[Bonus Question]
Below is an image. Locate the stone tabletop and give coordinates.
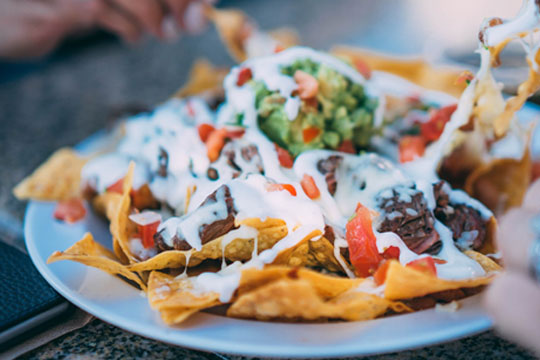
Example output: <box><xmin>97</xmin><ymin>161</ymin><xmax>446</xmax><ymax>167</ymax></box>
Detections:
<box><xmin>0</xmin><ymin>0</ymin><xmax>536</xmax><ymax>358</ymax></box>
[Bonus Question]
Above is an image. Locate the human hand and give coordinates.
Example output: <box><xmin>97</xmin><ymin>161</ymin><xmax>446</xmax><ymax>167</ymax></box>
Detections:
<box><xmin>0</xmin><ymin>0</ymin><xmax>212</xmax><ymax>59</ymax></box>
<box><xmin>484</xmin><ymin>179</ymin><xmax>540</xmax><ymax>355</ymax></box>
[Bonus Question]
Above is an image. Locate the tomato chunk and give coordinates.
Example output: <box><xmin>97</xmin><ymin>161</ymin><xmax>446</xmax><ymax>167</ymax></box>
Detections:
<box><xmin>337</xmin><ymin>139</ymin><xmax>355</xmax><ymax>154</ymax></box>
<box><xmin>267</xmin><ymin>183</ymin><xmax>297</xmax><ymax>196</ymax></box>
<box><xmin>206</xmin><ymin>128</ymin><xmax>228</xmax><ymax>162</ymax></box>
<box><xmin>129</xmin><ymin>211</ymin><xmax>161</xmax><ymax>248</ymax></box>
<box><xmin>236</xmin><ymin>67</ymin><xmax>252</xmax><ymax>86</ymax></box>
<box><xmin>198</xmin><ymin>123</ymin><xmax>216</xmax><ymax>143</ymax></box>
<box><xmin>373</xmin><ymin>260</ymin><xmax>391</xmax><ymax>286</ymax></box>
<box><xmin>353</xmin><ymin>58</ymin><xmax>372</xmax><ymax>80</ymax></box>
<box><xmin>346</xmin><ymin>203</ymin><xmax>383</xmax><ymax>277</ymax></box>
<box><xmin>225</xmin><ymin>127</ymin><xmax>246</xmax><ymax>139</ymax></box>
<box><xmin>300</xmin><ymin>174</ymin><xmax>320</xmax><ymax>199</ymax></box>
<box><xmin>274</xmin><ymin>143</ymin><xmax>294</xmax><ymax>168</ymax></box>
<box><xmin>421</xmin><ymin>104</ymin><xmax>457</xmax><ymax>142</ymax></box>
<box><xmin>382</xmin><ymin>246</ymin><xmax>400</xmax><ymax>260</ymax></box>
<box><xmin>455</xmin><ymin>70</ymin><xmax>474</xmax><ymax>85</ymax></box>
<box><xmin>406</xmin><ymin>257</ymin><xmax>437</xmax><ymax>277</ymax></box>
<box><xmin>293</xmin><ymin>70</ymin><xmax>318</xmax><ymax>99</ymax></box>
<box><xmin>302</xmin><ymin>127</ymin><xmax>320</xmax><ymax>143</ymax></box>
<box><xmin>399</xmin><ymin>135</ymin><xmax>426</xmax><ymax>163</ymax></box>
<box><xmin>107</xmin><ymin>177</ymin><xmax>124</xmax><ymax>194</ymax></box>
<box><xmin>54</xmin><ymin>198</ymin><xmax>86</xmax><ymax>224</ymax></box>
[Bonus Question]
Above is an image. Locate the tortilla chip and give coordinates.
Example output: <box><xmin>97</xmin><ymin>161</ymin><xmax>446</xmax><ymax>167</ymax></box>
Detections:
<box><xmin>13</xmin><ymin>148</ymin><xmax>86</xmax><ymax>201</ymax></box>
<box><xmin>331</xmin><ymin>46</ymin><xmax>466</xmax><ymax>97</ymax></box>
<box><xmin>465</xmin><ymin>250</ymin><xmax>502</xmax><ymax>273</ymax></box>
<box><xmin>464</xmin><ymin>150</ymin><xmax>532</xmax><ymax>215</ymax></box>
<box><xmin>383</xmin><ymin>260</ymin><xmax>496</xmax><ymax>300</ymax></box>
<box><xmin>172</xmin><ymin>59</ymin><xmax>228</xmax><ymax>99</ymax></box>
<box><xmin>147</xmin><ymin>271</ymin><xmax>220</xmax><ymax>324</ymax></box>
<box><xmin>128</xmin><ymin>220</ymin><xmax>288</xmax><ymax>271</ymax></box>
<box><xmin>109</xmin><ymin>162</ymin><xmax>138</xmax><ymax>264</ymax></box>
<box><xmin>228</xmin><ymin>269</ymin><xmax>408</xmax><ymax>321</ymax></box>
<box><xmin>47</xmin><ymin>233</ymin><xmax>146</xmax><ymax>290</ymax></box>
<box><xmin>236</xmin><ymin>266</ymin><xmax>362</xmax><ymax>299</ymax></box>
<box><xmin>207</xmin><ymin>6</ymin><xmax>299</xmax><ymax>62</ymax></box>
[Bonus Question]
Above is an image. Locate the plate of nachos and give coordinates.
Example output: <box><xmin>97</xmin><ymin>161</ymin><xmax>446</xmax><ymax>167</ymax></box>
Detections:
<box><xmin>14</xmin><ymin>1</ymin><xmax>540</xmax><ymax>357</ymax></box>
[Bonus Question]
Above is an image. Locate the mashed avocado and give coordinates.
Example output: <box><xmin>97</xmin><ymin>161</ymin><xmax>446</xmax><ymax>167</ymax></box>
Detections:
<box><xmin>253</xmin><ymin>59</ymin><xmax>378</xmax><ymax>157</ymax></box>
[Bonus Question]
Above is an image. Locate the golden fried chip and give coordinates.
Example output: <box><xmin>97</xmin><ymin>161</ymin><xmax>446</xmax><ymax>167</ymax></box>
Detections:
<box><xmin>464</xmin><ymin>150</ymin><xmax>532</xmax><ymax>215</ymax></box>
<box><xmin>13</xmin><ymin>148</ymin><xmax>86</xmax><ymax>201</ymax></box>
<box><xmin>331</xmin><ymin>46</ymin><xmax>466</xmax><ymax>97</ymax></box>
<box><xmin>109</xmin><ymin>162</ymin><xmax>138</xmax><ymax>264</ymax></box>
<box><xmin>147</xmin><ymin>271</ymin><xmax>220</xmax><ymax>324</ymax></box>
<box><xmin>228</xmin><ymin>277</ymin><xmax>408</xmax><ymax>321</ymax></box>
<box><xmin>207</xmin><ymin>6</ymin><xmax>299</xmax><ymax>62</ymax></box>
<box><xmin>128</xmin><ymin>221</ymin><xmax>288</xmax><ymax>271</ymax></box>
<box><xmin>384</xmin><ymin>260</ymin><xmax>495</xmax><ymax>300</ymax></box>
<box><xmin>172</xmin><ymin>59</ymin><xmax>228</xmax><ymax>99</ymax></box>
<box><xmin>465</xmin><ymin>250</ymin><xmax>502</xmax><ymax>273</ymax></box>
<box><xmin>47</xmin><ymin>233</ymin><xmax>146</xmax><ymax>290</ymax></box>
<box><xmin>236</xmin><ymin>266</ymin><xmax>362</xmax><ymax>299</ymax></box>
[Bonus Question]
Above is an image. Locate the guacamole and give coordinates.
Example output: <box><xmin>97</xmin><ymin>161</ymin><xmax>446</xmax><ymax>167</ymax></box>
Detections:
<box><xmin>252</xmin><ymin>59</ymin><xmax>379</xmax><ymax>157</ymax></box>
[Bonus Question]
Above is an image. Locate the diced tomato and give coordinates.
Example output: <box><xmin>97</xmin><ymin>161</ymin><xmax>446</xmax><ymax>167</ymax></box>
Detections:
<box><xmin>382</xmin><ymin>246</ymin><xmax>400</xmax><ymax>260</ymax></box>
<box><xmin>406</xmin><ymin>257</ymin><xmax>437</xmax><ymax>277</ymax></box>
<box><xmin>236</xmin><ymin>67</ymin><xmax>252</xmax><ymax>86</ymax></box>
<box><xmin>532</xmin><ymin>161</ymin><xmax>540</xmax><ymax>181</ymax></box>
<box><xmin>274</xmin><ymin>44</ymin><xmax>285</xmax><ymax>53</ymax></box>
<box><xmin>225</xmin><ymin>127</ymin><xmax>246</xmax><ymax>139</ymax></box>
<box><xmin>455</xmin><ymin>70</ymin><xmax>474</xmax><ymax>85</ymax></box>
<box><xmin>275</xmin><ymin>143</ymin><xmax>294</xmax><ymax>168</ymax></box>
<box><xmin>206</xmin><ymin>128</ymin><xmax>228</xmax><ymax>162</ymax></box>
<box><xmin>302</xmin><ymin>127</ymin><xmax>320</xmax><ymax>143</ymax></box>
<box><xmin>399</xmin><ymin>136</ymin><xmax>426</xmax><ymax>163</ymax></box>
<box><xmin>198</xmin><ymin>123</ymin><xmax>216</xmax><ymax>143</ymax></box>
<box><xmin>129</xmin><ymin>211</ymin><xmax>161</xmax><ymax>248</ymax></box>
<box><xmin>107</xmin><ymin>177</ymin><xmax>125</xmax><ymax>194</ymax></box>
<box><xmin>300</xmin><ymin>174</ymin><xmax>320</xmax><ymax>199</ymax></box>
<box><xmin>54</xmin><ymin>198</ymin><xmax>86</xmax><ymax>224</ymax></box>
<box><xmin>421</xmin><ymin>104</ymin><xmax>458</xmax><ymax>142</ymax></box>
<box><xmin>353</xmin><ymin>58</ymin><xmax>372</xmax><ymax>80</ymax></box>
<box><xmin>346</xmin><ymin>203</ymin><xmax>383</xmax><ymax>277</ymax></box>
<box><xmin>293</xmin><ymin>70</ymin><xmax>318</xmax><ymax>99</ymax></box>
<box><xmin>373</xmin><ymin>260</ymin><xmax>391</xmax><ymax>286</ymax></box>
<box><xmin>267</xmin><ymin>183</ymin><xmax>297</xmax><ymax>196</ymax></box>
<box><xmin>337</xmin><ymin>139</ymin><xmax>356</xmax><ymax>154</ymax></box>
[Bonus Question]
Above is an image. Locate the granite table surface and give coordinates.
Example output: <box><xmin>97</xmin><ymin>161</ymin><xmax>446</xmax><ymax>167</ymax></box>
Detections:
<box><xmin>0</xmin><ymin>0</ymin><xmax>537</xmax><ymax>358</ymax></box>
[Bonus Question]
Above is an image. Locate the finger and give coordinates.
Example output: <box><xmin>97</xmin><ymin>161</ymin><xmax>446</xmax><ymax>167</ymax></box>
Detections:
<box><xmin>110</xmin><ymin>0</ymin><xmax>164</xmax><ymax>38</ymax></box>
<box><xmin>484</xmin><ymin>272</ymin><xmax>540</xmax><ymax>355</ymax></box>
<box><xmin>497</xmin><ymin>208</ymin><xmax>536</xmax><ymax>273</ymax></box>
<box><xmin>96</xmin><ymin>1</ymin><xmax>142</xmax><ymax>43</ymax></box>
<box><xmin>54</xmin><ymin>0</ymin><xmax>102</xmax><ymax>31</ymax></box>
<box><xmin>162</xmin><ymin>0</ymin><xmax>192</xmax><ymax>29</ymax></box>
<box><xmin>523</xmin><ymin>179</ymin><xmax>540</xmax><ymax>212</ymax></box>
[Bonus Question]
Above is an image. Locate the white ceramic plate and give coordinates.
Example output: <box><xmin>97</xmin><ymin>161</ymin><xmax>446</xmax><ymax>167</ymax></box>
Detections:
<box><xmin>24</xmin><ymin>103</ymin><xmax>540</xmax><ymax>358</ymax></box>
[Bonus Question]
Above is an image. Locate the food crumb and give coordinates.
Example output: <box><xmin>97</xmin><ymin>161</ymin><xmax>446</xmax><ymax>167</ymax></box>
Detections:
<box><xmin>435</xmin><ymin>301</ymin><xmax>460</xmax><ymax>313</ymax></box>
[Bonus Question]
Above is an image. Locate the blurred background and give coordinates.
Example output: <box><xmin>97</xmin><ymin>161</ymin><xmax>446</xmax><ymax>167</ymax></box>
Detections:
<box><xmin>0</xmin><ymin>0</ymin><xmax>528</xmax><ymax>239</ymax></box>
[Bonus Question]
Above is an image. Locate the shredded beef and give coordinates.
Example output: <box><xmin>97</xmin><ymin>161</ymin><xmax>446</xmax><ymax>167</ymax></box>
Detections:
<box><xmin>154</xmin><ymin>185</ymin><xmax>237</xmax><ymax>252</ymax></box>
<box><xmin>433</xmin><ymin>181</ymin><xmax>487</xmax><ymax>250</ymax></box>
<box><xmin>323</xmin><ymin>224</ymin><xmax>349</xmax><ymax>259</ymax></box>
<box><xmin>317</xmin><ymin>155</ymin><xmax>343</xmax><ymax>196</ymax></box>
<box><xmin>209</xmin><ymin>142</ymin><xmax>264</xmax><ymax>180</ymax></box>
<box><xmin>377</xmin><ymin>186</ymin><xmax>441</xmax><ymax>254</ymax></box>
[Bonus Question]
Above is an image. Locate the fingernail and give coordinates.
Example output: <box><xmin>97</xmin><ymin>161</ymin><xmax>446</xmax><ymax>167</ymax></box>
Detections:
<box><xmin>184</xmin><ymin>2</ymin><xmax>208</xmax><ymax>34</ymax></box>
<box><xmin>162</xmin><ymin>15</ymin><xmax>181</xmax><ymax>41</ymax></box>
